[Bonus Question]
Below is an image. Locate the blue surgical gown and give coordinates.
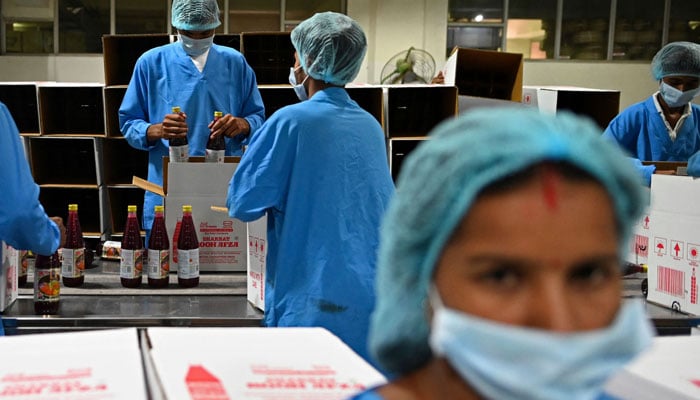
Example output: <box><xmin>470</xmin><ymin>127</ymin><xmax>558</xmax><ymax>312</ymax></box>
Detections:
<box><xmin>119</xmin><ymin>42</ymin><xmax>265</xmax><ymax>229</ymax></box>
<box><xmin>0</xmin><ymin>102</ymin><xmax>60</xmax><ymax>256</ymax></box>
<box><xmin>227</xmin><ymin>87</ymin><xmax>394</xmax><ymax>363</ymax></box>
<box><xmin>602</xmin><ymin>95</ymin><xmax>700</xmax><ymax>185</ymax></box>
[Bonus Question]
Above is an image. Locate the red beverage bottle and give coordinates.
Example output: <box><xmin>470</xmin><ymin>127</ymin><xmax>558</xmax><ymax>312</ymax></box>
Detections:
<box><xmin>148</xmin><ymin>205</ymin><xmax>170</xmax><ymax>288</ymax></box>
<box><xmin>169</xmin><ymin>106</ymin><xmax>189</xmax><ymax>163</ymax></box>
<box><xmin>120</xmin><ymin>205</ymin><xmax>144</xmax><ymax>288</ymax></box>
<box><xmin>205</xmin><ymin>111</ymin><xmax>225</xmax><ymax>163</ymax></box>
<box><xmin>34</xmin><ymin>251</ymin><xmax>60</xmax><ymax>315</ymax></box>
<box><xmin>177</xmin><ymin>205</ymin><xmax>199</xmax><ymax>288</ymax></box>
<box><xmin>62</xmin><ymin>203</ymin><xmax>85</xmax><ymax>287</ymax></box>
<box><xmin>18</xmin><ymin>250</ymin><xmax>28</xmax><ymax>287</ymax></box>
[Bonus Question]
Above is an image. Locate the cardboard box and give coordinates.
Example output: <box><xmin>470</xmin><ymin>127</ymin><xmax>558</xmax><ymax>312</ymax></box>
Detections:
<box><xmin>443</xmin><ymin>47</ymin><xmax>523</xmax><ymax>101</ymax></box>
<box><xmin>144</xmin><ymin>327</ymin><xmax>386</xmax><ymax>399</ymax></box>
<box><xmin>605</xmin><ymin>335</ymin><xmax>700</xmax><ymax>400</ymax></box>
<box><xmin>646</xmin><ymin>174</ymin><xmax>700</xmax><ymax>315</ymax></box>
<box><xmin>0</xmin><ymin>242</ymin><xmax>19</xmax><ymax>312</ymax></box>
<box><xmin>133</xmin><ymin>157</ymin><xmax>265</xmax><ymax>273</ymax></box>
<box><xmin>247</xmin><ymin>215</ymin><xmax>267</xmax><ymax>311</ymax></box>
<box><xmin>0</xmin><ymin>328</ymin><xmax>147</xmax><ymax>399</ymax></box>
<box><xmin>522</xmin><ymin>85</ymin><xmax>621</xmax><ymax>129</ymax></box>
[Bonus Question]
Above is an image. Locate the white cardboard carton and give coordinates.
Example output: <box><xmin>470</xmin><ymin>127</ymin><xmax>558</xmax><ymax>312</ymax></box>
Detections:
<box><xmin>247</xmin><ymin>215</ymin><xmax>267</xmax><ymax>311</ymax></box>
<box><xmin>164</xmin><ymin>160</ymin><xmax>246</xmax><ymax>272</ymax></box>
<box><xmin>521</xmin><ymin>85</ymin><xmax>621</xmax><ymax>129</ymax></box>
<box><xmin>0</xmin><ymin>242</ymin><xmax>19</xmax><ymax>312</ymax></box>
<box><xmin>145</xmin><ymin>327</ymin><xmax>386</xmax><ymax>399</ymax></box>
<box><xmin>605</xmin><ymin>335</ymin><xmax>700</xmax><ymax>400</ymax></box>
<box><xmin>0</xmin><ymin>328</ymin><xmax>147</xmax><ymax>399</ymax></box>
<box><xmin>647</xmin><ymin>175</ymin><xmax>700</xmax><ymax>315</ymax></box>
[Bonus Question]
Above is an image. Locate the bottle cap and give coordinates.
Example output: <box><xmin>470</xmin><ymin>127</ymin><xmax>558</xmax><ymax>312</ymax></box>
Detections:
<box><xmin>154</xmin><ymin>205</ymin><xmax>164</xmax><ymax>212</ymax></box>
<box><xmin>214</xmin><ymin>111</ymin><xmax>223</xmax><ymax>118</ymax></box>
<box><xmin>68</xmin><ymin>204</ymin><xmax>78</xmax><ymax>211</ymax></box>
<box><xmin>127</xmin><ymin>205</ymin><xmax>137</xmax><ymax>212</ymax></box>
<box><xmin>182</xmin><ymin>205</ymin><xmax>192</xmax><ymax>212</ymax></box>
<box><xmin>172</xmin><ymin>106</ymin><xmax>181</xmax><ymax>113</ymax></box>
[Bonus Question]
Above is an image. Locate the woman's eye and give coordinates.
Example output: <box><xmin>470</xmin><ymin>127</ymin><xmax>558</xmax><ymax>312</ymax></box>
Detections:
<box><xmin>477</xmin><ymin>267</ymin><xmax>522</xmax><ymax>288</ymax></box>
<box><xmin>569</xmin><ymin>263</ymin><xmax>615</xmax><ymax>286</ymax></box>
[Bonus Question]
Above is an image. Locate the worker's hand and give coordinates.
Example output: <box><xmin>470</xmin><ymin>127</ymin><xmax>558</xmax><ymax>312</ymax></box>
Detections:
<box><xmin>147</xmin><ymin>111</ymin><xmax>188</xmax><ymax>142</ymax></box>
<box><xmin>431</xmin><ymin>71</ymin><xmax>445</xmax><ymax>85</ymax></box>
<box><xmin>50</xmin><ymin>216</ymin><xmax>66</xmax><ymax>248</ymax></box>
<box><xmin>208</xmin><ymin>114</ymin><xmax>250</xmax><ymax>140</ymax></box>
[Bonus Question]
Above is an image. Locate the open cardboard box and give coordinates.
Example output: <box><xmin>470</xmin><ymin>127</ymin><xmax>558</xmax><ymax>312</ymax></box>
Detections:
<box><xmin>132</xmin><ymin>157</ymin><xmax>266</xmax><ymax>275</ymax></box>
<box><xmin>0</xmin><ymin>242</ymin><xmax>19</xmax><ymax>312</ymax></box>
<box><xmin>522</xmin><ymin>85</ymin><xmax>621</xmax><ymax>129</ymax></box>
<box><xmin>443</xmin><ymin>47</ymin><xmax>523</xmax><ymax>102</ymax></box>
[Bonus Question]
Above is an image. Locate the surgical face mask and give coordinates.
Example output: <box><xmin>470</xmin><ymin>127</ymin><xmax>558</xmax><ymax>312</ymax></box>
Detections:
<box><xmin>660</xmin><ymin>81</ymin><xmax>700</xmax><ymax>108</ymax></box>
<box><xmin>178</xmin><ymin>33</ymin><xmax>214</xmax><ymax>57</ymax></box>
<box><xmin>289</xmin><ymin>66</ymin><xmax>309</xmax><ymax>101</ymax></box>
<box><xmin>428</xmin><ymin>289</ymin><xmax>654</xmax><ymax>400</ymax></box>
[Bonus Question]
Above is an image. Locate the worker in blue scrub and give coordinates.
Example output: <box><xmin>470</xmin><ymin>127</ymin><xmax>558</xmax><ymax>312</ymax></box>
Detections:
<box><xmin>0</xmin><ymin>102</ymin><xmax>65</xmax><ymax>257</ymax></box>
<box><xmin>0</xmin><ymin>102</ymin><xmax>65</xmax><ymax>335</ymax></box>
<box><xmin>119</xmin><ymin>0</ymin><xmax>265</xmax><ymax>235</ymax></box>
<box><xmin>603</xmin><ymin>41</ymin><xmax>700</xmax><ymax>186</ymax></box>
<box><xmin>227</xmin><ymin>12</ymin><xmax>394</xmax><ymax>364</ymax></box>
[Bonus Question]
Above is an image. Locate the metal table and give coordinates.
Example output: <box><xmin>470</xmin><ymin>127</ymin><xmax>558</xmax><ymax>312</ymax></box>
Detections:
<box><xmin>2</xmin><ymin>259</ymin><xmax>263</xmax><ymax>334</ymax></box>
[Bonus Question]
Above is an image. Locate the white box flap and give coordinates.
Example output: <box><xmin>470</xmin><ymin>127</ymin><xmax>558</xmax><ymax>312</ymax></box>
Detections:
<box><xmin>167</xmin><ymin>161</ymin><xmax>237</xmax><ymax>196</ymax></box>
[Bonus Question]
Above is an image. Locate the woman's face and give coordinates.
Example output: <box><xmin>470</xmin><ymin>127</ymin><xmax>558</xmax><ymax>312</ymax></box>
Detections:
<box><xmin>433</xmin><ymin>170</ymin><xmax>622</xmax><ymax>332</ymax></box>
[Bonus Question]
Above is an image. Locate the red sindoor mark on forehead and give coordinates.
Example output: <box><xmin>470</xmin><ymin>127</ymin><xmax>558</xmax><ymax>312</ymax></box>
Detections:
<box><xmin>541</xmin><ymin>165</ymin><xmax>560</xmax><ymax>211</ymax></box>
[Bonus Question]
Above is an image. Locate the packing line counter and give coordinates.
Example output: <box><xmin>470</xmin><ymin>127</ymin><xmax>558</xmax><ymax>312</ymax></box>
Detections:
<box><xmin>1</xmin><ymin>259</ymin><xmax>264</xmax><ymax>334</ymax></box>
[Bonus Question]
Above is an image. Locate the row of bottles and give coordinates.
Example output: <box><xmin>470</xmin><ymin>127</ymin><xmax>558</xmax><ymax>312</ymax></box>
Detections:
<box><xmin>168</xmin><ymin>107</ymin><xmax>225</xmax><ymax>164</ymax></box>
<box><xmin>120</xmin><ymin>204</ymin><xmax>199</xmax><ymax>289</ymax></box>
<box><xmin>32</xmin><ymin>202</ymin><xmax>201</xmax><ymax>315</ymax></box>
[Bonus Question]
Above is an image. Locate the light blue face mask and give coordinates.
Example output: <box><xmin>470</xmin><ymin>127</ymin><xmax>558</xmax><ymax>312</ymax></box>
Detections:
<box><xmin>178</xmin><ymin>33</ymin><xmax>214</xmax><ymax>57</ymax></box>
<box><xmin>428</xmin><ymin>289</ymin><xmax>654</xmax><ymax>400</ymax></box>
<box><xmin>660</xmin><ymin>81</ymin><xmax>700</xmax><ymax>108</ymax></box>
<box><xmin>289</xmin><ymin>66</ymin><xmax>309</xmax><ymax>101</ymax></box>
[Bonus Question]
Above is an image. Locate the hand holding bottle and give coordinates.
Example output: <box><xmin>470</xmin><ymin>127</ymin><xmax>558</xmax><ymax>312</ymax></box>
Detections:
<box><xmin>146</xmin><ymin>109</ymin><xmax>188</xmax><ymax>142</ymax></box>
<box><xmin>208</xmin><ymin>113</ymin><xmax>250</xmax><ymax>140</ymax></box>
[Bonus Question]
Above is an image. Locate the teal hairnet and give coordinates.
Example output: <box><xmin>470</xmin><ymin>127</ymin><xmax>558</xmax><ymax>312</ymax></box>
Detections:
<box><xmin>171</xmin><ymin>0</ymin><xmax>221</xmax><ymax>31</ymax></box>
<box><xmin>369</xmin><ymin>108</ymin><xmax>648</xmax><ymax>375</ymax></box>
<box><xmin>290</xmin><ymin>12</ymin><xmax>367</xmax><ymax>86</ymax></box>
<box><xmin>651</xmin><ymin>41</ymin><xmax>700</xmax><ymax>80</ymax></box>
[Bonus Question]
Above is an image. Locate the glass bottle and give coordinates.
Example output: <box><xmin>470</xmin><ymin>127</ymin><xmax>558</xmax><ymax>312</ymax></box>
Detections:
<box><xmin>177</xmin><ymin>205</ymin><xmax>200</xmax><ymax>288</ymax></box>
<box><xmin>205</xmin><ymin>111</ymin><xmax>225</xmax><ymax>163</ymax></box>
<box><xmin>148</xmin><ymin>205</ymin><xmax>170</xmax><ymax>288</ymax></box>
<box><xmin>34</xmin><ymin>251</ymin><xmax>60</xmax><ymax>315</ymax></box>
<box><xmin>62</xmin><ymin>203</ymin><xmax>85</xmax><ymax>287</ymax></box>
<box><xmin>169</xmin><ymin>106</ymin><xmax>189</xmax><ymax>163</ymax></box>
<box><xmin>120</xmin><ymin>205</ymin><xmax>144</xmax><ymax>288</ymax></box>
<box><xmin>18</xmin><ymin>250</ymin><xmax>28</xmax><ymax>287</ymax></box>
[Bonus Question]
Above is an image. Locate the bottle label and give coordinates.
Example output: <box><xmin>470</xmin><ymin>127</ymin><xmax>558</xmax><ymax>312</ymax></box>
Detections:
<box><xmin>169</xmin><ymin>144</ymin><xmax>189</xmax><ymax>163</ymax></box>
<box><xmin>61</xmin><ymin>248</ymin><xmax>85</xmax><ymax>278</ymax></box>
<box><xmin>34</xmin><ymin>268</ymin><xmax>60</xmax><ymax>302</ymax></box>
<box><xmin>148</xmin><ymin>249</ymin><xmax>170</xmax><ymax>279</ymax></box>
<box><xmin>120</xmin><ymin>249</ymin><xmax>144</xmax><ymax>279</ymax></box>
<box><xmin>178</xmin><ymin>248</ymin><xmax>200</xmax><ymax>279</ymax></box>
<box><xmin>19</xmin><ymin>250</ymin><xmax>29</xmax><ymax>278</ymax></box>
<box><xmin>205</xmin><ymin>149</ymin><xmax>225</xmax><ymax>163</ymax></box>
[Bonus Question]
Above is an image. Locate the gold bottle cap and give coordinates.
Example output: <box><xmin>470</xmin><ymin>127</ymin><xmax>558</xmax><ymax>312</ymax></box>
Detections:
<box><xmin>127</xmin><ymin>205</ymin><xmax>137</xmax><ymax>212</ymax></box>
<box><xmin>68</xmin><ymin>204</ymin><xmax>78</xmax><ymax>211</ymax></box>
<box><xmin>214</xmin><ymin>111</ymin><xmax>223</xmax><ymax>118</ymax></box>
<box><xmin>172</xmin><ymin>106</ymin><xmax>181</xmax><ymax>113</ymax></box>
<box><xmin>182</xmin><ymin>205</ymin><xmax>192</xmax><ymax>212</ymax></box>
<box><xmin>154</xmin><ymin>205</ymin><xmax>164</xmax><ymax>212</ymax></box>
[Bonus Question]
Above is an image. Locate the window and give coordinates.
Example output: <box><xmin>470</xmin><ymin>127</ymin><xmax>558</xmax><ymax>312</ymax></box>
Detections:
<box><xmin>613</xmin><ymin>0</ymin><xmax>664</xmax><ymax>60</ymax></box>
<box><xmin>284</xmin><ymin>0</ymin><xmax>344</xmax><ymax>31</ymax></box>
<box><xmin>560</xmin><ymin>0</ymin><xmax>610</xmax><ymax>60</ymax></box>
<box><xmin>5</xmin><ymin>21</ymin><xmax>53</xmax><ymax>53</ymax></box>
<box><xmin>669</xmin><ymin>0</ymin><xmax>700</xmax><ymax>43</ymax></box>
<box><xmin>116</xmin><ymin>0</ymin><xmax>168</xmax><ymax>35</ymax></box>
<box><xmin>447</xmin><ymin>0</ymin><xmax>505</xmax><ymax>55</ymax></box>
<box><xmin>58</xmin><ymin>0</ymin><xmax>110</xmax><ymax>53</ymax></box>
<box><xmin>229</xmin><ymin>0</ymin><xmax>280</xmax><ymax>33</ymax></box>
<box><xmin>507</xmin><ymin>0</ymin><xmax>556</xmax><ymax>59</ymax></box>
